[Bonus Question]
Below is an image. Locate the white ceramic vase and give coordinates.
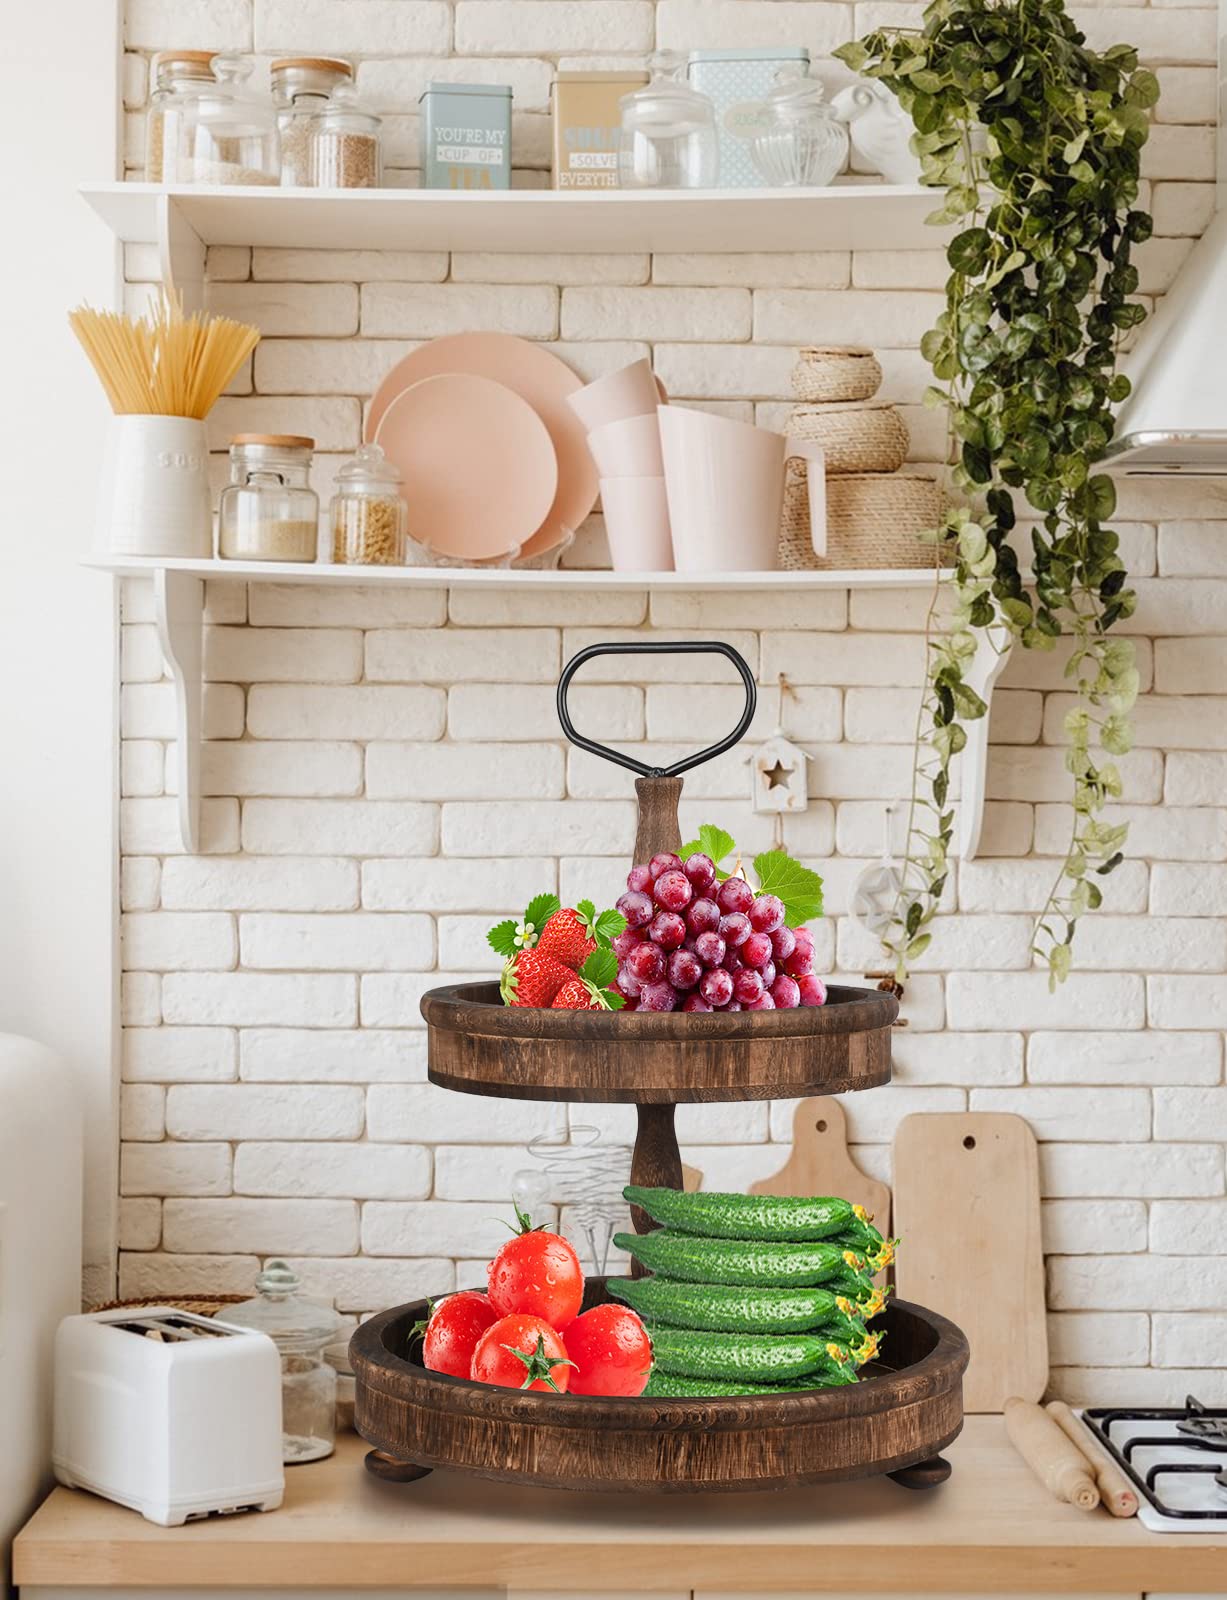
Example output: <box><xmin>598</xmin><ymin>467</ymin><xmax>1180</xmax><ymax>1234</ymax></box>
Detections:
<box><xmin>830</xmin><ymin>83</ymin><xmax>922</xmax><ymax>185</ymax></box>
<box><xmin>96</xmin><ymin>414</ymin><xmax>213</xmax><ymax>558</ymax></box>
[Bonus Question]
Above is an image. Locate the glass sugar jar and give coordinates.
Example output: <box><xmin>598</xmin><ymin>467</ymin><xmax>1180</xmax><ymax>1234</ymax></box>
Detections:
<box><xmin>179</xmin><ymin>54</ymin><xmax>279</xmax><ymax>186</ymax></box>
<box><xmin>217</xmin><ymin>435</ymin><xmax>319</xmax><ymax>562</ymax></box>
<box><xmin>750</xmin><ymin>75</ymin><xmax>849</xmax><ymax>188</ymax></box>
<box><xmin>270</xmin><ymin>56</ymin><xmax>354</xmax><ymax>186</ymax></box>
<box><xmin>145</xmin><ymin>50</ymin><xmax>216</xmax><ymax>182</ymax></box>
<box><xmin>227</xmin><ymin>1261</ymin><xmax>344</xmax><ymax>1464</ymax></box>
<box><xmin>312</xmin><ymin>85</ymin><xmax>383</xmax><ymax>188</ymax></box>
<box><xmin>330</xmin><ymin>443</ymin><xmax>407</xmax><ymax>565</ymax></box>
<box><xmin>617</xmin><ymin>52</ymin><xmax>718</xmax><ymax>189</ymax></box>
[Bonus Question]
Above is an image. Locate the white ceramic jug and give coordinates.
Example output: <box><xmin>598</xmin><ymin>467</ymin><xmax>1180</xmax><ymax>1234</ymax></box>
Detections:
<box><xmin>96</xmin><ymin>414</ymin><xmax>213</xmax><ymax>558</ymax></box>
<box><xmin>830</xmin><ymin>82</ymin><xmax>921</xmax><ymax>185</ymax></box>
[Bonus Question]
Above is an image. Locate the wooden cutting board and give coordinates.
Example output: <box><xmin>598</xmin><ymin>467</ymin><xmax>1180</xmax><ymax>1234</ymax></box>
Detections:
<box><xmin>893</xmin><ymin>1111</ymin><xmax>1047</xmax><ymax>1413</ymax></box>
<box><xmin>750</xmin><ymin>1096</ymin><xmax>891</xmax><ymax>1238</ymax></box>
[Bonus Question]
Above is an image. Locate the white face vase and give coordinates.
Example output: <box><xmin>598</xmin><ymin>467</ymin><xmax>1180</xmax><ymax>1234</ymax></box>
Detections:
<box><xmin>829</xmin><ymin>82</ymin><xmax>922</xmax><ymax>185</ymax></box>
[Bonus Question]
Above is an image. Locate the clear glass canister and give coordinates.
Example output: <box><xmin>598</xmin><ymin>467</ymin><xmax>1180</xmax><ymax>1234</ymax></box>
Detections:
<box><xmin>331</xmin><ymin>443</ymin><xmax>407</xmax><ymax>565</ymax></box>
<box><xmin>178</xmin><ymin>54</ymin><xmax>279</xmax><ymax>186</ymax></box>
<box><xmin>271</xmin><ymin>56</ymin><xmax>354</xmax><ymax>186</ymax></box>
<box><xmin>218</xmin><ymin>435</ymin><xmax>319</xmax><ymax>562</ymax></box>
<box><xmin>225</xmin><ymin>1261</ymin><xmax>344</xmax><ymax>1464</ymax></box>
<box><xmin>312</xmin><ymin>85</ymin><xmax>382</xmax><ymax>188</ymax></box>
<box><xmin>617</xmin><ymin>52</ymin><xmax>718</xmax><ymax>189</ymax></box>
<box><xmin>750</xmin><ymin>76</ymin><xmax>849</xmax><ymax>188</ymax></box>
<box><xmin>145</xmin><ymin>51</ymin><xmax>215</xmax><ymax>182</ymax></box>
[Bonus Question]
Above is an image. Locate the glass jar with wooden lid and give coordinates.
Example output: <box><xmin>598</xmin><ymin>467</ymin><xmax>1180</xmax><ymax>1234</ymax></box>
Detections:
<box><xmin>270</xmin><ymin>56</ymin><xmax>354</xmax><ymax>186</ymax></box>
<box><xmin>145</xmin><ymin>51</ymin><xmax>216</xmax><ymax>182</ymax></box>
<box><xmin>330</xmin><ymin>443</ymin><xmax>407</xmax><ymax>565</ymax></box>
<box><xmin>218</xmin><ymin>435</ymin><xmax>319</xmax><ymax>562</ymax></box>
<box><xmin>312</xmin><ymin>85</ymin><xmax>383</xmax><ymax>188</ymax></box>
<box><xmin>177</xmin><ymin>54</ymin><xmax>280</xmax><ymax>186</ymax></box>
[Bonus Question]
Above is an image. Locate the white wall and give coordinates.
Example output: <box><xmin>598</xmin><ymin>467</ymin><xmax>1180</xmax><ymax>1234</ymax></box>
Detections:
<box><xmin>0</xmin><ymin>0</ymin><xmax>122</xmax><ymax>1302</ymax></box>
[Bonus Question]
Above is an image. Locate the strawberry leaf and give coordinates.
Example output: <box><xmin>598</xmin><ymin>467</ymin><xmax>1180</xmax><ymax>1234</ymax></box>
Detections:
<box><xmin>603</xmin><ymin>989</ymin><xmax>627</xmax><ymax>1010</ymax></box>
<box><xmin>576</xmin><ymin>898</ymin><xmax>596</xmax><ymax>932</ymax></box>
<box><xmin>752</xmin><ymin>850</ymin><xmax>824</xmax><ymax>927</ymax></box>
<box><xmin>593</xmin><ymin>907</ymin><xmax>627</xmax><ymax>945</ymax></box>
<box><xmin>581</xmin><ymin>948</ymin><xmax>618</xmax><ymax>990</ymax></box>
<box><xmin>487</xmin><ymin>919</ymin><xmax>519</xmax><ymax>958</ymax></box>
<box><xmin>523</xmin><ymin>891</ymin><xmax>561</xmax><ymax>932</ymax></box>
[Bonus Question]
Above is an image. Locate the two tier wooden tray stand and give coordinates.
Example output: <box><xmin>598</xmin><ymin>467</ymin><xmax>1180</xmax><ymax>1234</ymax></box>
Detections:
<box><xmin>351</xmin><ymin>642</ymin><xmax>969</xmax><ymax>1494</ymax></box>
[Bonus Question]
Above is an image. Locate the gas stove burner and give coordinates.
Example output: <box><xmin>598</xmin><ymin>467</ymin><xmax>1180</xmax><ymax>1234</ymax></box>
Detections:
<box><xmin>1176</xmin><ymin>1395</ymin><xmax>1227</xmax><ymax>1445</ymax></box>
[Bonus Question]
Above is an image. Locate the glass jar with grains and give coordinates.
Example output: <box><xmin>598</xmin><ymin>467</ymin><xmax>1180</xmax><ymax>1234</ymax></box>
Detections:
<box><xmin>218</xmin><ymin>435</ymin><xmax>319</xmax><ymax>562</ymax></box>
<box><xmin>312</xmin><ymin>84</ymin><xmax>382</xmax><ymax>188</ymax></box>
<box><xmin>178</xmin><ymin>54</ymin><xmax>279</xmax><ymax>185</ymax></box>
<box><xmin>145</xmin><ymin>51</ymin><xmax>216</xmax><ymax>182</ymax></box>
<box><xmin>270</xmin><ymin>56</ymin><xmax>354</xmax><ymax>186</ymax></box>
<box><xmin>330</xmin><ymin>443</ymin><xmax>407</xmax><ymax>565</ymax></box>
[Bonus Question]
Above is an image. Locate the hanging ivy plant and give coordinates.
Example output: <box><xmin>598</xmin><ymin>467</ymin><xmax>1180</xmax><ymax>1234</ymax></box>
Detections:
<box><xmin>835</xmin><ymin>0</ymin><xmax>1153</xmax><ymax>986</ymax></box>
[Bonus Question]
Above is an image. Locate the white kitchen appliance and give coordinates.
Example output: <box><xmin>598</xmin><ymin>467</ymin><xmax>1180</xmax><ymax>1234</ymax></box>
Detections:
<box><xmin>1082</xmin><ymin>1398</ymin><xmax>1227</xmax><ymax>1532</ymax></box>
<box><xmin>53</xmin><ymin>1307</ymin><xmax>285</xmax><ymax>1526</ymax></box>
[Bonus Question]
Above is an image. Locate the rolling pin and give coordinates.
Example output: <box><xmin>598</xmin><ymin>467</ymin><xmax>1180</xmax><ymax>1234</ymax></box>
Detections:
<box><xmin>1004</xmin><ymin>1396</ymin><xmax>1100</xmax><ymax>1512</ymax></box>
<box><xmin>1046</xmin><ymin>1400</ymin><xmax>1139</xmax><ymax>1518</ymax></box>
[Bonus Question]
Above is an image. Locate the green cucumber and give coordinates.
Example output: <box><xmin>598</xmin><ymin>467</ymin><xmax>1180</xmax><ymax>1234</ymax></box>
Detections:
<box><xmin>623</xmin><ymin>1187</ymin><xmax>866</xmax><ymax>1243</ymax></box>
<box><xmin>644</xmin><ymin>1369</ymin><xmax>857</xmax><ymax>1398</ymax></box>
<box><xmin>651</xmin><ymin>1326</ymin><xmax>855</xmax><ymax>1383</ymax></box>
<box><xmin>608</xmin><ymin>1275</ymin><xmax>868</xmax><ymax>1341</ymax></box>
<box><xmin>612</xmin><ymin>1228</ymin><xmax>869</xmax><ymax>1289</ymax></box>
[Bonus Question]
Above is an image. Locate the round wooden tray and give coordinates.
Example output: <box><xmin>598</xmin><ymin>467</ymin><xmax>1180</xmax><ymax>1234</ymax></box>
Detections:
<box><xmin>351</xmin><ymin>1279</ymin><xmax>969</xmax><ymax>1494</ymax></box>
<box><xmin>422</xmin><ymin>981</ymin><xmax>898</xmax><ymax>1104</ymax></box>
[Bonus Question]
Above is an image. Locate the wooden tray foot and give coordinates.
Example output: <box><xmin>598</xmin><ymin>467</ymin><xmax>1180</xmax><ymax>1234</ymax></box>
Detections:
<box><xmin>365</xmin><ymin>1449</ymin><xmax>433</xmax><ymax>1484</ymax></box>
<box><xmin>887</xmin><ymin>1454</ymin><xmax>952</xmax><ymax>1490</ymax></box>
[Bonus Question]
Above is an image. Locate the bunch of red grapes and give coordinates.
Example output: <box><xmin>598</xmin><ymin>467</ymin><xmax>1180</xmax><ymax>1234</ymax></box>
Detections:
<box><xmin>613</xmin><ymin>852</ymin><xmax>828</xmax><ymax>1014</ymax></box>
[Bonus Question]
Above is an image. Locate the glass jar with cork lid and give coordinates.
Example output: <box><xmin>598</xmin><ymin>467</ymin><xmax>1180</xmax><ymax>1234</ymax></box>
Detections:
<box><xmin>218</xmin><ymin>435</ymin><xmax>319</xmax><ymax>562</ymax></box>
<box><xmin>145</xmin><ymin>51</ymin><xmax>216</xmax><ymax>182</ymax></box>
<box><xmin>270</xmin><ymin>56</ymin><xmax>354</xmax><ymax>186</ymax></box>
<box><xmin>330</xmin><ymin>443</ymin><xmax>407</xmax><ymax>565</ymax></box>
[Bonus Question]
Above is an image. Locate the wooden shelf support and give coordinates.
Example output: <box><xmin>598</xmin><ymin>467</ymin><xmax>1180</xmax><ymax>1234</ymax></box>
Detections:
<box><xmin>154</xmin><ymin>567</ymin><xmax>204</xmax><ymax>852</ymax></box>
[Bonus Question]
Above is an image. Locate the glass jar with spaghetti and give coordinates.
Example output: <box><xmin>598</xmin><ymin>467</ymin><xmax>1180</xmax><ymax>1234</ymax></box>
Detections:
<box><xmin>218</xmin><ymin>435</ymin><xmax>319</xmax><ymax>562</ymax></box>
<box><xmin>270</xmin><ymin>56</ymin><xmax>354</xmax><ymax>186</ymax></box>
<box><xmin>145</xmin><ymin>51</ymin><xmax>216</xmax><ymax>182</ymax></box>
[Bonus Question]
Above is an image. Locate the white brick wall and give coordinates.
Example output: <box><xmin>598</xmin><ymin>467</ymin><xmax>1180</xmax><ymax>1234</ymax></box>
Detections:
<box><xmin>115</xmin><ymin>0</ymin><xmax>1227</xmax><ymax>1402</ymax></box>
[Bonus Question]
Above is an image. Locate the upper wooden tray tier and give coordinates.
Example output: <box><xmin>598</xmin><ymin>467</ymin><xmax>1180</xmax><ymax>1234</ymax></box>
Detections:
<box><xmin>421</xmin><ymin>981</ymin><xmax>897</xmax><ymax>1104</ymax></box>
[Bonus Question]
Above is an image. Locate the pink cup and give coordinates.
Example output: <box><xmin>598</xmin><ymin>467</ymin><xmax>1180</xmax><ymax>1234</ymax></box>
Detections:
<box><xmin>586</xmin><ymin>413</ymin><xmax>665</xmax><ymax>478</ymax></box>
<box><xmin>568</xmin><ymin>358</ymin><xmax>666</xmax><ymax>434</ymax></box>
<box><xmin>599</xmin><ymin>476</ymin><xmax>674</xmax><ymax>572</ymax></box>
<box><xmin>658</xmin><ymin>405</ymin><xmax>826</xmax><ymax>572</ymax></box>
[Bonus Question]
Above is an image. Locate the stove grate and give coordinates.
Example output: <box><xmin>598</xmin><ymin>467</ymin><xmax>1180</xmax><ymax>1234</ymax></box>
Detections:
<box><xmin>1084</xmin><ymin>1397</ymin><xmax>1227</xmax><ymax>1523</ymax></box>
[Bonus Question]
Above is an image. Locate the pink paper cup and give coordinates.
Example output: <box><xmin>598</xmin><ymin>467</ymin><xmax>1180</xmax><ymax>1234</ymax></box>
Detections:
<box><xmin>599</xmin><ymin>476</ymin><xmax>674</xmax><ymax>572</ymax></box>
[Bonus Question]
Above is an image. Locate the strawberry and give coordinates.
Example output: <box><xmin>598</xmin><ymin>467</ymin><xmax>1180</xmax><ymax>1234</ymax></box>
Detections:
<box><xmin>500</xmin><ymin>949</ymin><xmax>573</xmax><ymax>1009</ymax></box>
<box><xmin>548</xmin><ymin>950</ymin><xmax>625</xmax><ymax>1012</ymax></box>
<box><xmin>535</xmin><ymin>900</ymin><xmax>628</xmax><ymax>971</ymax></box>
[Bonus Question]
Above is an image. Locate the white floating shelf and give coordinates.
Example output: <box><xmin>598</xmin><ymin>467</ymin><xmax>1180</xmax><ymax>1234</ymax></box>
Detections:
<box><xmin>83</xmin><ymin>181</ymin><xmax>946</xmax><ymax>260</ymax></box>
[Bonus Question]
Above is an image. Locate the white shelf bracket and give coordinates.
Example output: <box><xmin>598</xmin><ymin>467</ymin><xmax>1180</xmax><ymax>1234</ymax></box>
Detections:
<box><xmin>957</xmin><ymin>623</ymin><xmax>1013</xmax><ymax>863</ymax></box>
<box><xmin>156</xmin><ymin>194</ymin><xmax>206</xmax><ymax>314</ymax></box>
<box><xmin>154</xmin><ymin>567</ymin><xmax>204</xmax><ymax>852</ymax></box>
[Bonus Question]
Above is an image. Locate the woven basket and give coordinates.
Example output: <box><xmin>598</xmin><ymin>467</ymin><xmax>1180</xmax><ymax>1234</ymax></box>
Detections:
<box><xmin>88</xmin><ymin>1294</ymin><xmax>246</xmax><ymax>1317</ymax></box>
<box><xmin>780</xmin><ymin>469</ymin><xmax>948</xmax><ymax>571</ymax></box>
<box><xmin>791</xmin><ymin>346</ymin><xmax>883</xmax><ymax>404</ymax></box>
<box><xmin>786</xmin><ymin>401</ymin><xmax>909</xmax><ymax>476</ymax></box>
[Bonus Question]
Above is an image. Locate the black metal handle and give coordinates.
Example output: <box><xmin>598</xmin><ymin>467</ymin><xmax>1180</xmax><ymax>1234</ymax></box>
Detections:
<box><xmin>556</xmin><ymin>640</ymin><xmax>757</xmax><ymax>779</ymax></box>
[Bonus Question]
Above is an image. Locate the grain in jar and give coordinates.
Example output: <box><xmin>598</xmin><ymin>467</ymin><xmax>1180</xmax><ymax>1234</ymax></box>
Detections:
<box><xmin>271</xmin><ymin>57</ymin><xmax>354</xmax><ymax>186</ymax></box>
<box><xmin>330</xmin><ymin>444</ymin><xmax>407</xmax><ymax>565</ymax></box>
<box><xmin>218</xmin><ymin>435</ymin><xmax>319</xmax><ymax>562</ymax></box>
<box><xmin>312</xmin><ymin>85</ymin><xmax>382</xmax><ymax>188</ymax></box>
<box><xmin>145</xmin><ymin>51</ymin><xmax>215</xmax><ymax>182</ymax></box>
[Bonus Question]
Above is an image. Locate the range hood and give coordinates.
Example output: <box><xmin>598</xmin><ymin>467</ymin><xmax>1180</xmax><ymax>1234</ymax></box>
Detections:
<box><xmin>1106</xmin><ymin>211</ymin><xmax>1227</xmax><ymax>474</ymax></box>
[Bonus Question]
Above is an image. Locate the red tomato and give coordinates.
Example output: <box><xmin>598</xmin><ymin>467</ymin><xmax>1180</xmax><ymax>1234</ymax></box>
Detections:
<box><xmin>420</xmin><ymin>1290</ymin><xmax>499</xmax><ymax>1379</ymax></box>
<box><xmin>563</xmin><ymin>1303</ymin><xmax>653</xmax><ymax>1397</ymax></box>
<box><xmin>487</xmin><ymin>1223</ymin><xmax>584</xmax><ymax>1329</ymax></box>
<box><xmin>470</xmin><ymin>1314</ymin><xmax>574</xmax><ymax>1393</ymax></box>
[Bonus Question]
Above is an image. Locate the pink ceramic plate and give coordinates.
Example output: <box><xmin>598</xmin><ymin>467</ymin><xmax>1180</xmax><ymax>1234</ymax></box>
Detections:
<box><xmin>367</xmin><ymin>333</ymin><xmax>598</xmax><ymax>557</ymax></box>
<box><xmin>374</xmin><ymin>374</ymin><xmax>558</xmax><ymax>562</ymax></box>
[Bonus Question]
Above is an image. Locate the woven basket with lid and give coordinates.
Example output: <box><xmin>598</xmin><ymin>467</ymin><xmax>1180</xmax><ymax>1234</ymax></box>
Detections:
<box><xmin>786</xmin><ymin>400</ymin><xmax>909</xmax><ymax>476</ymax></box>
<box><xmin>791</xmin><ymin>346</ymin><xmax>883</xmax><ymax>404</ymax></box>
<box><xmin>780</xmin><ymin>468</ymin><xmax>949</xmax><ymax>571</ymax></box>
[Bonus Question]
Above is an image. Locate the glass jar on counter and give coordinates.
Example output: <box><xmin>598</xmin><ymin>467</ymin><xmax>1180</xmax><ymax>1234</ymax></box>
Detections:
<box><xmin>217</xmin><ymin>435</ymin><xmax>319</xmax><ymax>562</ymax></box>
<box><xmin>145</xmin><ymin>51</ymin><xmax>216</xmax><ymax>182</ymax></box>
<box><xmin>750</xmin><ymin>75</ymin><xmax>849</xmax><ymax>188</ymax></box>
<box><xmin>330</xmin><ymin>443</ymin><xmax>407</xmax><ymax>565</ymax></box>
<box><xmin>178</xmin><ymin>54</ymin><xmax>279</xmax><ymax>185</ymax></box>
<box><xmin>312</xmin><ymin>84</ymin><xmax>383</xmax><ymax>188</ymax></box>
<box><xmin>270</xmin><ymin>55</ymin><xmax>354</xmax><ymax>186</ymax></box>
<box><xmin>226</xmin><ymin>1261</ymin><xmax>344</xmax><ymax>1464</ymax></box>
<box><xmin>617</xmin><ymin>52</ymin><xmax>718</xmax><ymax>189</ymax></box>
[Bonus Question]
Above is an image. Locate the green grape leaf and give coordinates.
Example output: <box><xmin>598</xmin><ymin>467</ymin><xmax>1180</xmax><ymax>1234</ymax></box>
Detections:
<box><xmin>487</xmin><ymin>919</ymin><xmax>519</xmax><ymax>957</ymax></box>
<box><xmin>680</xmin><ymin>823</ymin><xmax>737</xmax><ymax>869</ymax></box>
<box><xmin>752</xmin><ymin>851</ymin><xmax>825</xmax><ymax>928</ymax></box>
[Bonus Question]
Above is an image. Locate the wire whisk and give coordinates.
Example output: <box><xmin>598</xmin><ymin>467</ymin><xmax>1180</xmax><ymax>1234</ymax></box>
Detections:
<box><xmin>513</xmin><ymin>1126</ymin><xmax>632</xmax><ymax>1275</ymax></box>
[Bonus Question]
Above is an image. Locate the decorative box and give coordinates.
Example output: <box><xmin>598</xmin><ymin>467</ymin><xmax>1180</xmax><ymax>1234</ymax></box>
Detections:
<box><xmin>552</xmin><ymin>69</ymin><xmax>648</xmax><ymax>189</ymax></box>
<box><xmin>687</xmin><ymin>47</ymin><xmax>810</xmax><ymax>188</ymax></box>
<box><xmin>419</xmin><ymin>82</ymin><xmax>512</xmax><ymax>189</ymax></box>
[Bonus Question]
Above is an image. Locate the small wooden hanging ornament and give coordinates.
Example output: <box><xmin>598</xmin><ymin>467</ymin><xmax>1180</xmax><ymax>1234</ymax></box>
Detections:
<box><xmin>750</xmin><ymin>675</ymin><xmax>811</xmax><ymax>815</ymax></box>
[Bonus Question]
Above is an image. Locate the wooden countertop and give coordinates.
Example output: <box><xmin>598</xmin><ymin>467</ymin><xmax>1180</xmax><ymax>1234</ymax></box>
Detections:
<box><xmin>15</xmin><ymin>1418</ymin><xmax>1227</xmax><ymax>1592</ymax></box>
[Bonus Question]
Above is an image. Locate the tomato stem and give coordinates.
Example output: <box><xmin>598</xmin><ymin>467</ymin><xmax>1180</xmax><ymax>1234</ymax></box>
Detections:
<box><xmin>503</xmin><ymin>1333</ymin><xmax>577</xmax><ymax>1392</ymax></box>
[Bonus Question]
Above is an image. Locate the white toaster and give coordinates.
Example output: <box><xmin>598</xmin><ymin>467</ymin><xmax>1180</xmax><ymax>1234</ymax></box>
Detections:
<box><xmin>53</xmin><ymin>1307</ymin><xmax>284</xmax><ymax>1526</ymax></box>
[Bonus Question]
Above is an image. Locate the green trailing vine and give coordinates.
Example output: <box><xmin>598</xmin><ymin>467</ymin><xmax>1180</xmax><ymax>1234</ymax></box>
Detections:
<box><xmin>835</xmin><ymin>0</ymin><xmax>1152</xmax><ymax>986</ymax></box>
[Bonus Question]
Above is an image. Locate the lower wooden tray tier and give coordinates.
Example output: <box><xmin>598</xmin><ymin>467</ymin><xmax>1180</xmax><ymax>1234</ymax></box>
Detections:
<box><xmin>350</xmin><ymin>1279</ymin><xmax>968</xmax><ymax>1495</ymax></box>
<box><xmin>421</xmin><ymin>981</ymin><xmax>898</xmax><ymax>1104</ymax></box>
